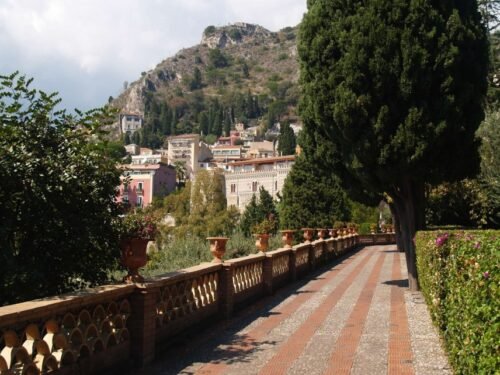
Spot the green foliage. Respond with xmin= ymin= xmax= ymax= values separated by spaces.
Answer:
xmin=280 ymin=155 xmax=351 ymax=229
xmin=477 ymin=110 xmax=500 ymax=226
xmin=240 ymin=187 xmax=278 ymax=236
xmin=189 ymin=67 xmax=203 ymax=90
xmin=145 ymin=232 xmax=283 ymax=276
xmin=120 ymin=212 xmax=158 ymax=239
xmin=208 ymin=48 xmax=230 ymax=69
xmin=350 ymin=201 xmax=378 ymax=225
xmin=228 ymin=28 xmax=242 ymax=41
xmin=0 ymin=73 xmax=122 ymax=304
xmin=204 ymin=25 xmax=216 ymax=36
xmin=299 ymin=0 xmax=490 ymax=287
xmin=175 ymin=170 xmax=239 ymax=238
xmin=251 ymin=218 xmax=276 ymax=235
xmin=416 ymin=230 xmax=499 ymax=374
xmin=277 ymin=121 xmax=296 ymax=155
xmin=426 ymin=179 xmax=493 ymax=228
xmin=427 ymin=110 xmax=500 ymax=228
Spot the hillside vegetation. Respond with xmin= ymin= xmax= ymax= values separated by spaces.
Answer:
xmin=111 ymin=23 xmax=301 ymax=147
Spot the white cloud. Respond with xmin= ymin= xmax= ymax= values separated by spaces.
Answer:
xmin=0 ymin=0 xmax=307 ymax=109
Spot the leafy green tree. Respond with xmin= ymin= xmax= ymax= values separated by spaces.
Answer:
xmin=240 ymin=194 xmax=260 ymax=236
xmin=0 ymin=73 xmax=122 ymax=304
xmin=299 ymin=0 xmax=489 ymax=289
xmin=280 ymin=155 xmax=351 ymax=230
xmin=175 ymin=169 xmax=237 ymax=237
xmin=277 ymin=121 xmax=296 ymax=155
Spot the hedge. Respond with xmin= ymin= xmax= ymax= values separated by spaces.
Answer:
xmin=416 ymin=230 xmax=499 ymax=374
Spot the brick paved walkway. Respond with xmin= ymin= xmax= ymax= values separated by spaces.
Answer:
xmin=135 ymin=245 xmax=450 ymax=375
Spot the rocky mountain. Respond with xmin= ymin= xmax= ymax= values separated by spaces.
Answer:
xmin=110 ymin=23 xmax=301 ymax=147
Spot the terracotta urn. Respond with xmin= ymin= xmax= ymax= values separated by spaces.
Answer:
xmin=329 ymin=228 xmax=339 ymax=238
xmin=121 ymin=238 xmax=150 ymax=283
xmin=281 ymin=230 xmax=295 ymax=249
xmin=302 ymin=228 xmax=315 ymax=243
xmin=207 ymin=237 xmax=229 ymax=263
xmin=255 ymin=233 xmax=270 ymax=253
xmin=317 ymin=228 xmax=327 ymax=240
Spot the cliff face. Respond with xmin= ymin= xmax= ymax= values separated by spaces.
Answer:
xmin=110 ymin=22 xmax=300 ymax=141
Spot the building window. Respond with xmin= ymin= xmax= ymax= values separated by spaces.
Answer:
xmin=231 ymin=184 xmax=236 ymax=193
xmin=137 ymin=182 xmax=143 ymax=191
xmin=252 ymin=181 xmax=258 ymax=192
xmin=275 ymin=181 xmax=278 ymax=191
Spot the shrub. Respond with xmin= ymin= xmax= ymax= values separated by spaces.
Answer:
xmin=416 ymin=230 xmax=499 ymax=374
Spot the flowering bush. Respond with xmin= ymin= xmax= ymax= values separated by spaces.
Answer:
xmin=120 ymin=213 xmax=158 ymax=240
xmin=416 ymin=230 xmax=499 ymax=374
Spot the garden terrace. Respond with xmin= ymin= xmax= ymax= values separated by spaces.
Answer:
xmin=1 ymin=232 xmax=443 ymax=375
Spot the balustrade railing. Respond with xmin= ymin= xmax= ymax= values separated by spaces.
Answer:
xmin=0 ymin=232 xmax=395 ymax=374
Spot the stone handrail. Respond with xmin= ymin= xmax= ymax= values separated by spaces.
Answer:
xmin=0 ymin=233 xmax=395 ymax=374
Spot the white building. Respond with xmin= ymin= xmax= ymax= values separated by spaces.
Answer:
xmin=120 ymin=113 xmax=143 ymax=135
xmin=223 ymin=155 xmax=295 ymax=211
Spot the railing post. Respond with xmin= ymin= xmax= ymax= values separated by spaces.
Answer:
xmin=289 ymin=249 xmax=297 ymax=281
xmin=219 ymin=263 xmax=234 ymax=319
xmin=263 ymin=254 xmax=273 ymax=295
xmin=308 ymin=244 xmax=315 ymax=271
xmin=128 ymin=284 xmax=159 ymax=367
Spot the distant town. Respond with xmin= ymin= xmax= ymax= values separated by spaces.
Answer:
xmin=118 ymin=112 xmax=300 ymax=211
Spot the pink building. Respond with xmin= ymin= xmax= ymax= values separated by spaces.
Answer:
xmin=117 ymin=163 xmax=176 ymax=208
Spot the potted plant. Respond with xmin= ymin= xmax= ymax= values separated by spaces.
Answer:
xmin=252 ymin=218 xmax=276 ymax=253
xmin=119 ymin=213 xmax=158 ymax=283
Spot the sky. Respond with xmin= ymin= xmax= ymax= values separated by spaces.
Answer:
xmin=0 ymin=0 xmax=307 ymax=111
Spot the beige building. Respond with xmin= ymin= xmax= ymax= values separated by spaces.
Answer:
xmin=211 ymin=145 xmax=243 ymax=161
xmin=245 ymin=141 xmax=276 ymax=159
xmin=167 ymin=134 xmax=212 ymax=179
xmin=224 ymin=155 xmax=295 ymax=211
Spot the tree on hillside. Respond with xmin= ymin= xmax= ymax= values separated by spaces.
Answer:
xmin=0 ymin=73 xmax=123 ymax=304
xmin=280 ymin=155 xmax=351 ymax=230
xmin=277 ymin=121 xmax=296 ymax=155
xmin=299 ymin=0 xmax=489 ymax=290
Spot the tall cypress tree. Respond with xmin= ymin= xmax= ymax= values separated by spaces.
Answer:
xmin=299 ymin=0 xmax=489 ymax=289
xmin=277 ymin=120 xmax=296 ymax=155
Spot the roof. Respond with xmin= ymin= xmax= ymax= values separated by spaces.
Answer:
xmin=212 ymin=145 xmax=242 ymax=149
xmin=121 ymin=163 xmax=173 ymax=170
xmin=227 ymin=155 xmax=295 ymax=166
xmin=168 ymin=134 xmax=199 ymax=140
xmin=247 ymin=141 xmax=275 ymax=151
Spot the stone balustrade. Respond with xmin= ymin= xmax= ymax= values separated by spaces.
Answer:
xmin=0 ymin=233 xmax=394 ymax=374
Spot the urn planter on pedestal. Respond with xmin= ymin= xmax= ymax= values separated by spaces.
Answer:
xmin=207 ymin=237 xmax=229 ymax=263
xmin=317 ymin=228 xmax=327 ymax=240
xmin=254 ymin=234 xmax=270 ymax=253
xmin=280 ymin=230 xmax=295 ymax=249
xmin=120 ymin=238 xmax=150 ymax=283
xmin=302 ymin=228 xmax=315 ymax=243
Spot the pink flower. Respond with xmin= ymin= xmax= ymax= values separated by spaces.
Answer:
xmin=435 ymin=233 xmax=449 ymax=247
xmin=474 ymin=242 xmax=481 ymax=249
xmin=483 ymin=271 xmax=490 ymax=279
